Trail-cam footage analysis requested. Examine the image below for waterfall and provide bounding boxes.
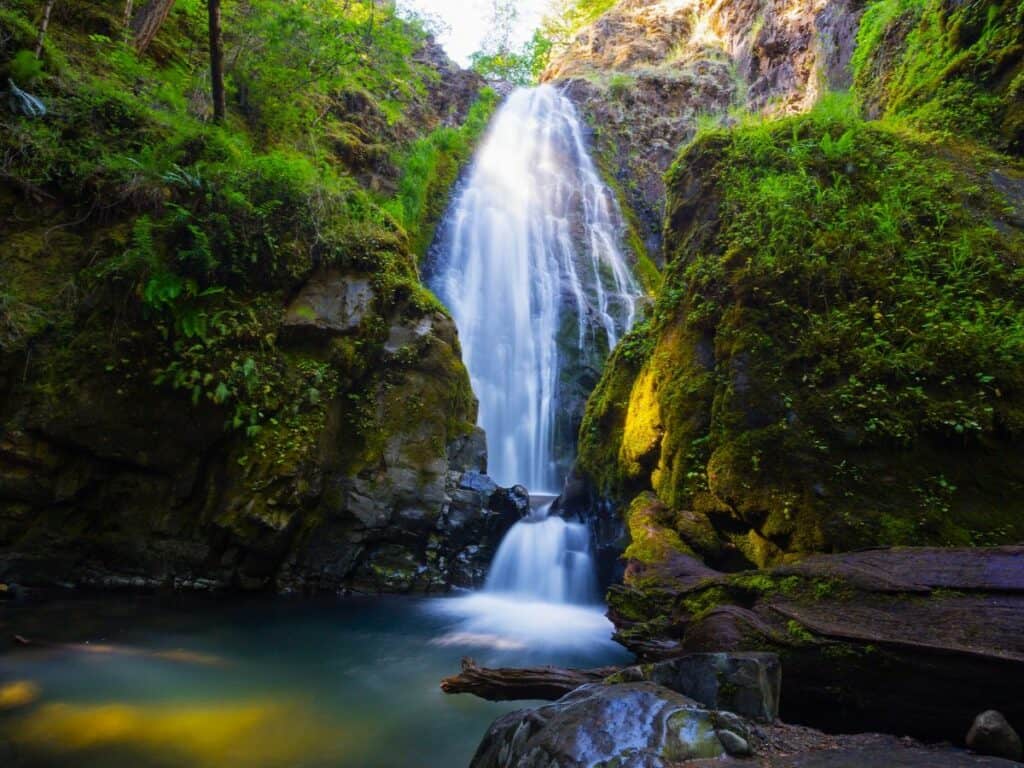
[430,85,640,494]
[430,85,639,613]
[484,502,598,603]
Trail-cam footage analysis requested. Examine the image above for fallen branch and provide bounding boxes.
[441,657,621,702]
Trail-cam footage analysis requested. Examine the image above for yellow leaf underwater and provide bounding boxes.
[0,680,40,710]
[10,698,354,767]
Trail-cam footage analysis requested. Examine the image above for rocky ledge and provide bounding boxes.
[468,680,1021,768]
[608,546,1024,742]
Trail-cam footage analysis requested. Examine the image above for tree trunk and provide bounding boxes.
[34,0,56,59]
[131,0,176,53]
[207,0,225,123]
[122,0,134,43]
[440,657,620,701]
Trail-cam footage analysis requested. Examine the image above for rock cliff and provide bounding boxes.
[563,0,1024,568]
[0,0,507,593]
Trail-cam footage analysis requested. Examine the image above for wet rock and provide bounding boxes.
[612,652,781,723]
[470,682,727,768]
[282,269,373,338]
[967,711,1023,761]
[718,729,752,757]
[447,428,487,474]
[458,471,499,499]
[490,484,531,519]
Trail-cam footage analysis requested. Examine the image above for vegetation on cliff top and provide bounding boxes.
[0,0,489,443]
[852,0,1023,153]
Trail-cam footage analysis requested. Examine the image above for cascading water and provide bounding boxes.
[430,85,640,494]
[484,502,598,604]
[429,86,639,646]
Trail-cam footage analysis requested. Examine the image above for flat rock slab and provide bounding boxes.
[767,747,1022,767]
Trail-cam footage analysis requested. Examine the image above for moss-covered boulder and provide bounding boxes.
[580,100,1024,567]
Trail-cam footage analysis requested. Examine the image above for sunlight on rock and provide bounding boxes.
[0,680,40,710]
[11,699,349,767]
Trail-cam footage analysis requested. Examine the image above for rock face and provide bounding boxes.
[469,682,742,768]
[606,546,1024,742]
[546,0,864,262]
[0,284,522,592]
[967,711,1023,762]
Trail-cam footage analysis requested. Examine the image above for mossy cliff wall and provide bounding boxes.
[575,0,1024,570]
[0,0,503,592]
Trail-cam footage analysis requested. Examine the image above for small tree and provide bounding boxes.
[208,0,225,122]
[34,0,56,59]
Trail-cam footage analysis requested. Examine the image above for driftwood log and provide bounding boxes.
[608,546,1024,742]
[441,657,620,701]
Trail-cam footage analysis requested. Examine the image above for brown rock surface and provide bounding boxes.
[609,546,1024,741]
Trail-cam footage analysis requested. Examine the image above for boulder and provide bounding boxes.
[282,269,373,338]
[967,711,1023,762]
[490,484,531,519]
[612,652,781,722]
[470,682,735,768]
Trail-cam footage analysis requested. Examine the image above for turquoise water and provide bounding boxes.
[0,594,630,767]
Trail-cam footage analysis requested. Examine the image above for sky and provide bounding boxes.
[396,0,551,66]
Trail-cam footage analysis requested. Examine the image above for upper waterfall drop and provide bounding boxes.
[430,85,641,492]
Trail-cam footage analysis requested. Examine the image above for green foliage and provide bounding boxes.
[8,49,43,84]
[0,0,487,447]
[852,0,1024,152]
[383,89,498,256]
[470,50,533,85]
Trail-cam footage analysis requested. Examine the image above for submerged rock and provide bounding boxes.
[470,682,732,768]
[967,711,1023,762]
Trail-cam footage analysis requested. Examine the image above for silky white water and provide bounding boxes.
[485,502,598,603]
[431,85,640,493]
[430,86,638,643]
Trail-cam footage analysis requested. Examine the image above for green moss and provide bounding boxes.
[853,0,1024,152]
[786,619,815,644]
[582,96,1024,566]
[383,88,499,258]
[623,492,695,568]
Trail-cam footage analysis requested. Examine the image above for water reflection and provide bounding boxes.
[0,595,631,767]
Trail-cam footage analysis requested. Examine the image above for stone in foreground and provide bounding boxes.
[967,710,1023,761]
[469,682,735,768]
[611,652,781,723]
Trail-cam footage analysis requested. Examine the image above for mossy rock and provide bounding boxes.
[580,101,1024,567]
